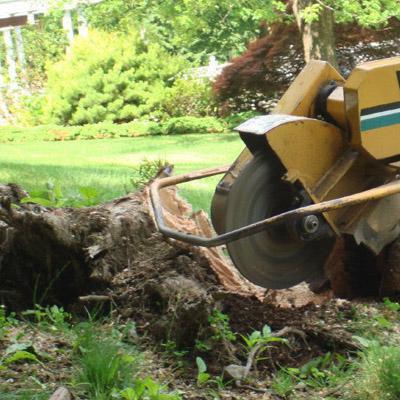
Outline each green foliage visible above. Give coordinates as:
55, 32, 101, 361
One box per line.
350, 344, 400, 399
86, 0, 286, 62
75, 326, 139, 400
194, 357, 227, 391
0, 341, 42, 370
300, 0, 400, 28
116, 377, 182, 400
0, 305, 18, 338
0, 121, 160, 143
151, 116, 227, 135
21, 304, 71, 330
223, 111, 262, 130
332, 0, 400, 27
4, 350, 40, 365
193, 310, 236, 355
21, 12, 68, 85
383, 297, 400, 312
0, 117, 227, 143
195, 357, 211, 386
130, 158, 169, 190
11, 93, 47, 127
300, 3, 323, 24
273, 352, 353, 396
44, 305, 72, 330
45, 30, 187, 125
159, 78, 217, 118
21, 179, 102, 208
208, 309, 236, 343
0, 389, 50, 400
241, 324, 286, 350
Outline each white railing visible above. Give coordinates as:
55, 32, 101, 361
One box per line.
189, 56, 231, 80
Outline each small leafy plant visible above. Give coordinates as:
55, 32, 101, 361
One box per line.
130, 158, 170, 190
21, 304, 71, 330
242, 324, 286, 351
0, 305, 18, 338
116, 377, 181, 399
21, 180, 102, 208
196, 357, 211, 386
272, 352, 353, 396
383, 297, 400, 312
208, 309, 236, 344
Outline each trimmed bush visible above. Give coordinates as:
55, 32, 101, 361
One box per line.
0, 121, 158, 143
223, 110, 261, 129
159, 78, 218, 118
0, 118, 228, 143
150, 116, 227, 135
45, 30, 187, 125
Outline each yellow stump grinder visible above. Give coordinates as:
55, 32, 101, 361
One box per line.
151, 57, 400, 290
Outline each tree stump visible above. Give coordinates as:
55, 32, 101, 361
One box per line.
0, 180, 260, 346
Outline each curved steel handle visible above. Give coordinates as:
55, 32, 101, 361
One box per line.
150, 166, 400, 248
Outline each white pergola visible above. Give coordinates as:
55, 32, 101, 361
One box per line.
0, 0, 101, 121
0, 0, 99, 83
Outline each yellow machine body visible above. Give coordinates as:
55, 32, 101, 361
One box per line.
212, 57, 400, 254
151, 56, 400, 289
345, 57, 400, 160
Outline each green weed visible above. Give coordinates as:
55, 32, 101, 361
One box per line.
196, 356, 211, 386
74, 325, 139, 400
115, 377, 182, 399
130, 158, 170, 190
195, 357, 228, 391
349, 343, 400, 400
0, 389, 51, 400
272, 352, 353, 397
21, 179, 102, 207
241, 324, 286, 351
208, 309, 236, 344
21, 304, 71, 331
383, 297, 400, 312
0, 305, 18, 338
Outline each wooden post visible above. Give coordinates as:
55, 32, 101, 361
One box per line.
2, 27, 18, 89
77, 8, 88, 37
62, 9, 74, 43
15, 27, 26, 69
0, 58, 12, 123
27, 13, 35, 25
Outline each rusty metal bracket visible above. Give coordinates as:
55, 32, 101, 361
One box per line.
150, 166, 400, 248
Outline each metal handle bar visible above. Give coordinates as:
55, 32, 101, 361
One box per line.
150, 166, 400, 248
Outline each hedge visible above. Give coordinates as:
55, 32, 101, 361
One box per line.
0, 117, 229, 143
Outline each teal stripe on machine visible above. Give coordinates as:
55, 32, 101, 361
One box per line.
361, 113, 400, 131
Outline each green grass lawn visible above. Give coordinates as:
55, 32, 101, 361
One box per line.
0, 133, 243, 211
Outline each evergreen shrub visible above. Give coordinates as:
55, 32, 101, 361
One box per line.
45, 30, 187, 125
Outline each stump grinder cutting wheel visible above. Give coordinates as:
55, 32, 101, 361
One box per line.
223, 150, 334, 289
151, 57, 400, 290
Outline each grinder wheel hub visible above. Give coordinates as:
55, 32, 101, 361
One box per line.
302, 215, 320, 234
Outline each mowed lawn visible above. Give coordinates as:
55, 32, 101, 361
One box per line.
0, 133, 243, 211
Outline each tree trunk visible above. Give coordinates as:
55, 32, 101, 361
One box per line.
0, 178, 263, 346
292, 0, 338, 68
